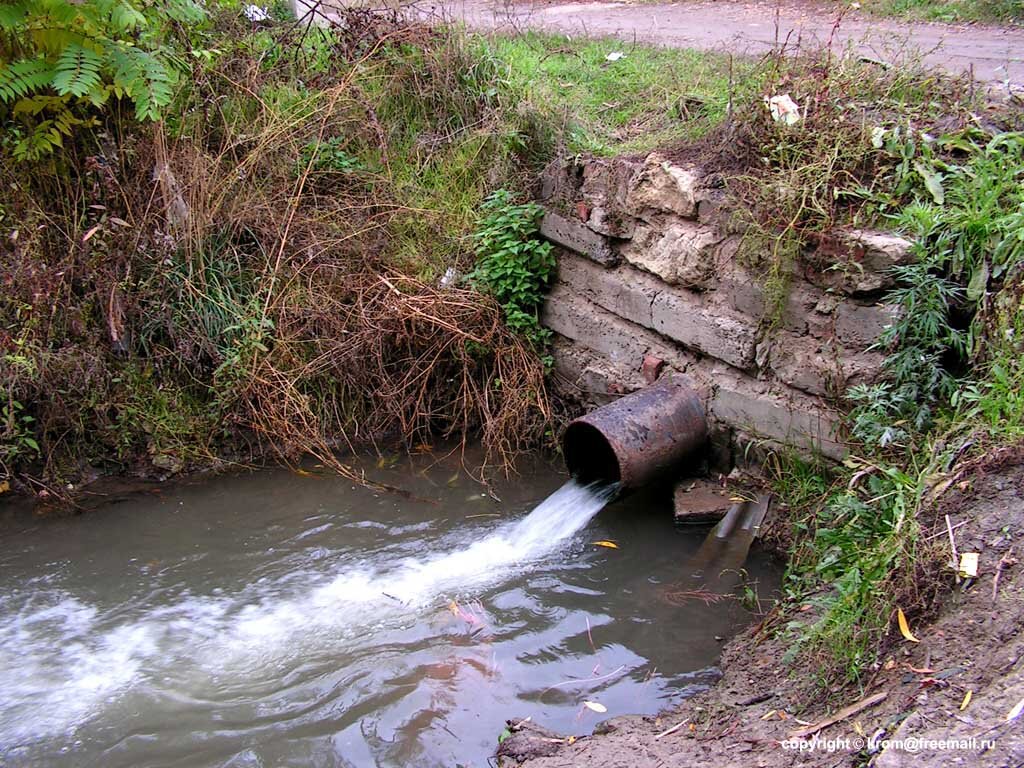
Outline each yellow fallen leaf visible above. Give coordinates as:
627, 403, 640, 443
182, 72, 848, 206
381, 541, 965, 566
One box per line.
583, 701, 607, 713
293, 468, 314, 477
897, 608, 919, 643
0, 480, 9, 494
853, 721, 865, 736
960, 690, 972, 711
593, 540, 619, 549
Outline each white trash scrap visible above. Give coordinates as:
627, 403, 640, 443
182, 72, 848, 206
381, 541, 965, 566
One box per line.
243, 4, 270, 22
765, 93, 801, 125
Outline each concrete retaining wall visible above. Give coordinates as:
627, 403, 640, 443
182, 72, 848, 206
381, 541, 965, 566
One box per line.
538, 153, 913, 466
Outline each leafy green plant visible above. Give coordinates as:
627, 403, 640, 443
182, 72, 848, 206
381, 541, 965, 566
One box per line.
0, 398, 39, 469
467, 189, 556, 350
0, 0, 205, 159
778, 125, 1024, 685
299, 135, 367, 174
849, 131, 1024, 451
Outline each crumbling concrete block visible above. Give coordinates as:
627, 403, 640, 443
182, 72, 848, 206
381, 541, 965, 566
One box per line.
713, 258, 821, 335
809, 228, 915, 295
651, 291, 758, 370
767, 331, 889, 397
767, 335, 840, 397
673, 479, 732, 523
835, 301, 899, 349
580, 157, 640, 239
625, 153, 702, 221
557, 254, 661, 328
549, 335, 644, 404
710, 383, 845, 460
696, 189, 728, 227
620, 221, 722, 288
542, 284, 694, 373
540, 210, 617, 266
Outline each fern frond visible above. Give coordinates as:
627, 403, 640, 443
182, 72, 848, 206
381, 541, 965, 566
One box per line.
52, 43, 103, 98
0, 58, 56, 103
45, 0, 87, 27
109, 45, 174, 121
164, 0, 206, 24
12, 93, 64, 116
27, 28, 81, 58
13, 119, 62, 161
110, 1, 147, 32
0, 1, 29, 30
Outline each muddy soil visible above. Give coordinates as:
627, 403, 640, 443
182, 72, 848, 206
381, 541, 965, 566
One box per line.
502, 451, 1024, 767
424, 0, 1024, 86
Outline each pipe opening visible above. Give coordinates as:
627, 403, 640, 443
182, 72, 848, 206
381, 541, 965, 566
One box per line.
563, 422, 621, 485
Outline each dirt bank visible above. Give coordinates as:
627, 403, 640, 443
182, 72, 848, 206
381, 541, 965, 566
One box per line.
499, 451, 1024, 767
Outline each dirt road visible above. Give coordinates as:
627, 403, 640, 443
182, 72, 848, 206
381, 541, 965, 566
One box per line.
426, 0, 1024, 86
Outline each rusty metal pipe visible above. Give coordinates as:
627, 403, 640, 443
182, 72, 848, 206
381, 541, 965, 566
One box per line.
563, 377, 707, 488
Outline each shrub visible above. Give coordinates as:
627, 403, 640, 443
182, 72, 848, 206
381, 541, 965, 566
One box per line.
0, 0, 205, 159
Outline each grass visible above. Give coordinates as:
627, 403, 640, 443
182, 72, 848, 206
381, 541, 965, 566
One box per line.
485, 31, 738, 155
849, 0, 1023, 23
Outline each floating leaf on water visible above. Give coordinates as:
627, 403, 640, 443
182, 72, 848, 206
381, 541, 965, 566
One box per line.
592, 540, 619, 549
897, 608, 920, 643
583, 701, 607, 713
293, 468, 314, 477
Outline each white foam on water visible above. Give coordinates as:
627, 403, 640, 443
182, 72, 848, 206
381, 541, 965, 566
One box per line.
0, 479, 615, 750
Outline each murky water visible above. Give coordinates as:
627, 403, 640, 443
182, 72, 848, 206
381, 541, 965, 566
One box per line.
0, 450, 780, 767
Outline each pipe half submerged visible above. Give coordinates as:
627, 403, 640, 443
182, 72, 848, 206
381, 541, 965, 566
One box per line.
563, 376, 707, 488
